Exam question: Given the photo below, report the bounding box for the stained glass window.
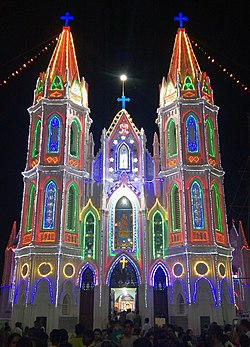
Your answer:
[170,184,181,231]
[32,119,41,158]
[43,181,57,229]
[153,212,164,258]
[47,115,61,153]
[114,197,133,251]
[182,75,195,90]
[26,183,36,232]
[191,181,205,229]
[186,114,199,152]
[212,183,223,233]
[70,119,80,157]
[118,143,130,170]
[167,119,177,157]
[66,184,78,231]
[83,212,96,259]
[206,118,216,158]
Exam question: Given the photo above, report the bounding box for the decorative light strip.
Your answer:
[193,277,218,306]
[0,36,58,86]
[190,37,250,93]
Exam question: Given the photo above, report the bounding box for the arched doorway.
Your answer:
[153,266,169,325]
[109,257,139,322]
[79,267,95,329]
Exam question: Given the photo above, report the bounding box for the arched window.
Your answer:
[182,75,195,90]
[83,212,96,259]
[186,114,199,153]
[47,115,61,153]
[167,119,177,157]
[69,119,80,157]
[153,211,164,258]
[177,294,185,314]
[62,294,70,315]
[118,143,130,170]
[191,181,205,229]
[66,183,78,231]
[211,183,223,233]
[170,184,181,231]
[43,181,57,229]
[50,75,63,90]
[32,119,41,158]
[26,183,36,232]
[206,118,216,157]
[114,196,133,251]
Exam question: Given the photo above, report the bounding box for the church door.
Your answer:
[109,257,139,321]
[79,268,94,329]
[153,267,168,325]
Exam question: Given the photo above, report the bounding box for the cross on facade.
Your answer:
[174,12,188,28]
[117,95,130,109]
[60,12,74,26]
[120,256,128,269]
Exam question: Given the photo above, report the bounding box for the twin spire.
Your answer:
[34,12,213,108]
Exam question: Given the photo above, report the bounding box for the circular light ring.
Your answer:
[172,263,184,277]
[195,261,209,276]
[37,262,53,277]
[218,263,226,277]
[21,263,30,278]
[63,263,75,278]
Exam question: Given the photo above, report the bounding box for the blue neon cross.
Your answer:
[117,95,130,109]
[60,12,74,26]
[174,12,188,28]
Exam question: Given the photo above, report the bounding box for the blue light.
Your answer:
[191,181,204,228]
[60,12,74,26]
[43,181,57,229]
[174,12,188,28]
[48,116,61,153]
[117,95,130,109]
[186,115,199,152]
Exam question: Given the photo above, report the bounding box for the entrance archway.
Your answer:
[153,265,169,325]
[109,256,140,321]
[79,267,95,329]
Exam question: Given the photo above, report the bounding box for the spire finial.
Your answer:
[117,75,130,109]
[174,12,188,28]
[60,12,74,26]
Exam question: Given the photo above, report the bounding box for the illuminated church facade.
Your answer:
[2,18,240,333]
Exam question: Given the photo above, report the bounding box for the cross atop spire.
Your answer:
[174,12,188,28]
[60,12,74,26]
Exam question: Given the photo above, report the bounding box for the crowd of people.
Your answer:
[1,316,250,347]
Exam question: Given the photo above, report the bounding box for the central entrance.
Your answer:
[109,256,139,319]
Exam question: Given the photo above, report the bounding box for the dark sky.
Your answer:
[0,0,249,279]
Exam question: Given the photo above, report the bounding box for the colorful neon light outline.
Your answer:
[30,278,54,304]
[193,277,218,306]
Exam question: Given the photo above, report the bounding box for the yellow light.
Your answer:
[194,261,209,276]
[37,262,53,277]
[218,263,226,277]
[63,263,75,278]
[21,263,30,278]
[120,74,127,81]
[172,262,184,277]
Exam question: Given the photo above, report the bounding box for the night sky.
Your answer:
[0,1,249,279]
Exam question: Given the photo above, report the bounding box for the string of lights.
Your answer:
[190,37,250,94]
[0,36,58,87]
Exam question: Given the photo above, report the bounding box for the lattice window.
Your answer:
[170,184,181,231]
[47,115,61,153]
[212,183,223,233]
[167,119,177,157]
[66,184,78,231]
[26,183,36,232]
[186,114,199,153]
[83,212,96,259]
[153,212,164,258]
[43,181,57,229]
[32,119,41,158]
[206,118,216,158]
[70,119,80,157]
[191,181,205,229]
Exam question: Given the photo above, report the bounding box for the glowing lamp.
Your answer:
[195,261,209,276]
[120,74,127,81]
[21,263,30,278]
[63,263,75,278]
[172,262,184,277]
[218,263,226,277]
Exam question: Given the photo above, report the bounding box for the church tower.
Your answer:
[11,15,92,331]
[156,16,235,328]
